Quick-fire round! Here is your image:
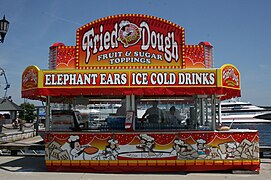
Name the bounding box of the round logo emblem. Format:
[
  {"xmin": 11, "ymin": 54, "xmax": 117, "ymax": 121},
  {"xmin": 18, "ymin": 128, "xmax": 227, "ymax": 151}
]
[{"xmin": 118, "ymin": 20, "xmax": 141, "ymax": 47}]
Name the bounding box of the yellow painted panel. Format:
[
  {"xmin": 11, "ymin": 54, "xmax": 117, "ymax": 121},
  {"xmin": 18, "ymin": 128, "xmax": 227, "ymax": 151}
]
[
  {"xmin": 61, "ymin": 160, "xmax": 71, "ymax": 166},
  {"xmin": 166, "ymin": 160, "xmax": 176, "ymax": 166}
]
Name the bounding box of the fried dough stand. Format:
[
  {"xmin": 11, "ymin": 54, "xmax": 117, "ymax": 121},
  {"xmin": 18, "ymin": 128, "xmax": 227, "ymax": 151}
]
[{"xmin": 22, "ymin": 14, "xmax": 259, "ymax": 173}]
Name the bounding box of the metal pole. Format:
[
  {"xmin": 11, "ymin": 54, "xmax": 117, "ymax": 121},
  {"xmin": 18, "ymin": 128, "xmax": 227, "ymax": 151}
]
[
  {"xmin": 200, "ymin": 98, "xmax": 204, "ymax": 126},
  {"xmin": 205, "ymin": 98, "xmax": 209, "ymax": 125},
  {"xmin": 126, "ymin": 95, "xmax": 131, "ymax": 111},
  {"xmin": 45, "ymin": 96, "xmax": 50, "ymax": 131},
  {"xmin": 194, "ymin": 98, "xmax": 198, "ymax": 129},
  {"xmin": 131, "ymin": 94, "xmax": 136, "ymax": 130},
  {"xmin": 218, "ymin": 100, "xmax": 221, "ymax": 125},
  {"xmin": 211, "ymin": 95, "xmax": 216, "ymax": 130},
  {"xmin": 35, "ymin": 107, "xmax": 40, "ymax": 135},
  {"xmin": 131, "ymin": 94, "xmax": 135, "ymax": 111}
]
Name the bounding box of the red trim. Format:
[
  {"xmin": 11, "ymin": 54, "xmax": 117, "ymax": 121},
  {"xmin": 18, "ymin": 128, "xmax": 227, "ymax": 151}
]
[
  {"xmin": 22, "ymin": 87, "xmax": 240, "ymax": 100},
  {"xmin": 46, "ymin": 164, "xmax": 259, "ymax": 173}
]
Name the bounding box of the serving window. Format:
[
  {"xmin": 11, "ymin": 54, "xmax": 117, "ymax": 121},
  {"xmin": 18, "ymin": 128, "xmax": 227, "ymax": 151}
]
[{"xmin": 47, "ymin": 95, "xmax": 218, "ymax": 132}]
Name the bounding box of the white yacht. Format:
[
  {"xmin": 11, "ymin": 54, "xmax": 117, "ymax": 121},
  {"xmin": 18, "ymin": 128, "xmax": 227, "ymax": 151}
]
[{"xmin": 219, "ymin": 100, "xmax": 271, "ymax": 123}]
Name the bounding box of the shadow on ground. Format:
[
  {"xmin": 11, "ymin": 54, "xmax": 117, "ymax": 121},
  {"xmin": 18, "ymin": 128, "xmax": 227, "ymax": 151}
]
[{"xmin": 0, "ymin": 156, "xmax": 46, "ymax": 172}]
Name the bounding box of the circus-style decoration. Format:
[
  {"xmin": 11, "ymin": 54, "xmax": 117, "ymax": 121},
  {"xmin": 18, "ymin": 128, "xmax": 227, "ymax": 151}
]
[{"xmin": 22, "ymin": 14, "xmax": 258, "ymax": 173}]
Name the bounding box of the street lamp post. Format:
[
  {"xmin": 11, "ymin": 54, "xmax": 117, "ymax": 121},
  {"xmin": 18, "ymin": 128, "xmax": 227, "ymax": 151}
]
[
  {"xmin": 0, "ymin": 15, "xmax": 10, "ymax": 43},
  {"xmin": 0, "ymin": 15, "xmax": 10, "ymax": 99}
]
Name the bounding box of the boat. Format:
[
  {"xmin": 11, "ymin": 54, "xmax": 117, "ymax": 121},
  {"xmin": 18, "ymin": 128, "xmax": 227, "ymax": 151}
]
[{"xmin": 219, "ymin": 100, "xmax": 271, "ymax": 123}]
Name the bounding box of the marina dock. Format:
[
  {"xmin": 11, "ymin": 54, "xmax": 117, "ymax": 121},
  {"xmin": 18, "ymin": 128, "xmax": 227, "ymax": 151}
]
[{"xmin": 0, "ymin": 123, "xmax": 44, "ymax": 155}]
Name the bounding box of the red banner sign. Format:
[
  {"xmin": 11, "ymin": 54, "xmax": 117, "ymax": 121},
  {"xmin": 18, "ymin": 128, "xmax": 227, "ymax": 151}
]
[
  {"xmin": 43, "ymin": 69, "xmax": 216, "ymax": 88},
  {"xmin": 76, "ymin": 14, "xmax": 185, "ymax": 69}
]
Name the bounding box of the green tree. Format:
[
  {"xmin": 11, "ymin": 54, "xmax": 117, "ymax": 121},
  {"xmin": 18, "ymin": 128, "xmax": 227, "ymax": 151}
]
[{"xmin": 19, "ymin": 102, "xmax": 36, "ymax": 123}]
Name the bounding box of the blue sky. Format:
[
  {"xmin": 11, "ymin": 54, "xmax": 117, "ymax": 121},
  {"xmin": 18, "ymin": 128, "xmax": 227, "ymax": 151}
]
[{"xmin": 0, "ymin": 0, "xmax": 271, "ymax": 106}]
